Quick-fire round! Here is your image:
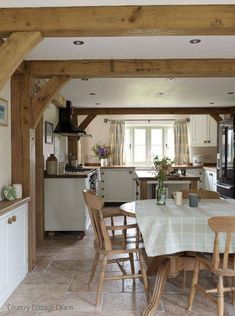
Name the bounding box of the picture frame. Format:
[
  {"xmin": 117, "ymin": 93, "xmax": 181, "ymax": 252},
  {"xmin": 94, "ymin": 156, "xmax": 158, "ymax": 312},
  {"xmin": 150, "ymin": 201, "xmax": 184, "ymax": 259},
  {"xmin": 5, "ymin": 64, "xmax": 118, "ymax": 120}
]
[
  {"xmin": 45, "ymin": 121, "xmax": 54, "ymax": 144},
  {"xmin": 0, "ymin": 98, "xmax": 8, "ymax": 126}
]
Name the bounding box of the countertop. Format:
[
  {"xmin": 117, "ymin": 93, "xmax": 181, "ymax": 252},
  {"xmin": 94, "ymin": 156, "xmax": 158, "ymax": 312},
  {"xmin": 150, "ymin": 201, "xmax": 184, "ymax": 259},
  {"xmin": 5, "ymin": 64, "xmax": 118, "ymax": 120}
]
[
  {"xmin": 44, "ymin": 168, "xmax": 98, "ymax": 178},
  {"xmin": 135, "ymin": 171, "xmax": 200, "ymax": 181},
  {"xmin": 0, "ymin": 197, "xmax": 30, "ymax": 217}
]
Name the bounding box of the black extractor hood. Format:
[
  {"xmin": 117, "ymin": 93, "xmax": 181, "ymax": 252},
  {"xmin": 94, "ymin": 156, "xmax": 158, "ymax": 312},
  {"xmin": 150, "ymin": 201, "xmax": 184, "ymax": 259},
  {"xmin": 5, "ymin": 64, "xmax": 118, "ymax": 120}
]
[{"xmin": 54, "ymin": 100, "xmax": 90, "ymax": 137}]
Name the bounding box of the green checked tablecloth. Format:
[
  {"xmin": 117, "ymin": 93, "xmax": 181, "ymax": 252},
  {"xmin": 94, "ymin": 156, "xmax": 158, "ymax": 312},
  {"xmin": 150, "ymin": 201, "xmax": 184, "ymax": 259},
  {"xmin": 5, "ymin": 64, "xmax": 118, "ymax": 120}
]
[{"xmin": 120, "ymin": 199, "xmax": 235, "ymax": 257}]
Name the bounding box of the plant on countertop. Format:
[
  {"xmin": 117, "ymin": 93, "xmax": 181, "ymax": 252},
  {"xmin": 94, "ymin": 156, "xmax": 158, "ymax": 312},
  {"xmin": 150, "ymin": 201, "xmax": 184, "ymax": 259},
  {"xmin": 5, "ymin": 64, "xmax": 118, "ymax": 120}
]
[
  {"xmin": 153, "ymin": 155, "xmax": 175, "ymax": 181},
  {"xmin": 93, "ymin": 143, "xmax": 111, "ymax": 160}
]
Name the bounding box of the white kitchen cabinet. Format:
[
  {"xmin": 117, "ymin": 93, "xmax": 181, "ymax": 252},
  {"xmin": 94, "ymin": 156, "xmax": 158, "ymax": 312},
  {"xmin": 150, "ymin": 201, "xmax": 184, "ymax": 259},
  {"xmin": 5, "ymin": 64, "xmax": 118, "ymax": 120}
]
[
  {"xmin": 186, "ymin": 168, "xmax": 204, "ymax": 189},
  {"xmin": 98, "ymin": 168, "xmax": 136, "ymax": 202},
  {"xmin": 0, "ymin": 203, "xmax": 28, "ymax": 307},
  {"xmin": 204, "ymin": 169, "xmax": 217, "ymax": 192},
  {"xmin": 191, "ymin": 115, "xmax": 217, "ymax": 146}
]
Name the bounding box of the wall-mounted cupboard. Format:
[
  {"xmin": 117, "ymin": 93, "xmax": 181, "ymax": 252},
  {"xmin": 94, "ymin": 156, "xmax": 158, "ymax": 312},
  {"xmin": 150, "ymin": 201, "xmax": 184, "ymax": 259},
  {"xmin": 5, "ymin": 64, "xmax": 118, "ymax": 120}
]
[{"xmin": 190, "ymin": 115, "xmax": 217, "ymax": 147}]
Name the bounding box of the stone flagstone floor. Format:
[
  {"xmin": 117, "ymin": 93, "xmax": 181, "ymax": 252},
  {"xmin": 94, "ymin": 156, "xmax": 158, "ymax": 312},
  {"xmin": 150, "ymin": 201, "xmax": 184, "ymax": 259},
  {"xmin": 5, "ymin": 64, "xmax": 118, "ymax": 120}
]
[{"xmin": 0, "ymin": 216, "xmax": 235, "ymax": 316}]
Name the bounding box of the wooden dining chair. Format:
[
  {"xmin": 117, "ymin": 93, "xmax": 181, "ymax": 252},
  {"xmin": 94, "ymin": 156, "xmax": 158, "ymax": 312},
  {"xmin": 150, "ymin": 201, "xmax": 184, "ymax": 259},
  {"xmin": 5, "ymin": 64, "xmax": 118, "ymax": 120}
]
[
  {"xmin": 182, "ymin": 189, "xmax": 220, "ymax": 199},
  {"xmin": 83, "ymin": 190, "xmax": 148, "ymax": 306},
  {"xmin": 188, "ymin": 216, "xmax": 235, "ymax": 316}
]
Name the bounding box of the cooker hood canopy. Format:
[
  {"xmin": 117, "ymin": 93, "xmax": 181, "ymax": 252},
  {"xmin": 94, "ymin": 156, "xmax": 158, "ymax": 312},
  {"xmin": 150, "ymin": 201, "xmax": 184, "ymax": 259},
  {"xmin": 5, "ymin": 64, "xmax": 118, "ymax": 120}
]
[{"xmin": 54, "ymin": 100, "xmax": 90, "ymax": 137}]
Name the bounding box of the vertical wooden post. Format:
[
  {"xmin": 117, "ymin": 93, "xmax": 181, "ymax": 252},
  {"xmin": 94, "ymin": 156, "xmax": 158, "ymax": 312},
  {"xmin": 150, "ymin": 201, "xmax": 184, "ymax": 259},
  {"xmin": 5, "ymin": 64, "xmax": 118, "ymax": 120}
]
[
  {"xmin": 11, "ymin": 69, "xmax": 36, "ymax": 270},
  {"xmin": 35, "ymin": 118, "xmax": 44, "ymax": 242}
]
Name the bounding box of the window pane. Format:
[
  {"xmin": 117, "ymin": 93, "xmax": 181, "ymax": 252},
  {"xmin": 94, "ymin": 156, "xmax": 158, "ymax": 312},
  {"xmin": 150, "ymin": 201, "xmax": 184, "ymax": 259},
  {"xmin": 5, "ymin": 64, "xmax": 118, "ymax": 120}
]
[
  {"xmin": 134, "ymin": 129, "xmax": 146, "ymax": 145},
  {"xmin": 165, "ymin": 128, "xmax": 175, "ymax": 159},
  {"xmin": 151, "ymin": 129, "xmax": 163, "ymax": 145},
  {"xmin": 134, "ymin": 129, "xmax": 146, "ymax": 163},
  {"xmin": 151, "ymin": 145, "xmax": 163, "ymax": 159}
]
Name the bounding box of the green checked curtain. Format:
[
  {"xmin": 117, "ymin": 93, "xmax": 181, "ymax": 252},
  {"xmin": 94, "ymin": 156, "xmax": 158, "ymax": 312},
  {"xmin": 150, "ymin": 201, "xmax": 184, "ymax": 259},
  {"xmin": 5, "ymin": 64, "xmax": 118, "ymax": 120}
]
[
  {"xmin": 174, "ymin": 120, "xmax": 190, "ymax": 165},
  {"xmin": 109, "ymin": 120, "xmax": 125, "ymax": 165}
]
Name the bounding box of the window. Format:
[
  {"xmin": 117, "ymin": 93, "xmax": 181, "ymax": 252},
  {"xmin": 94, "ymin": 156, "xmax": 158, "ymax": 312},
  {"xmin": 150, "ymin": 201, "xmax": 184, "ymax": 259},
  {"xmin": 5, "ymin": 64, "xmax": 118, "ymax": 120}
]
[{"xmin": 124, "ymin": 124, "xmax": 174, "ymax": 165}]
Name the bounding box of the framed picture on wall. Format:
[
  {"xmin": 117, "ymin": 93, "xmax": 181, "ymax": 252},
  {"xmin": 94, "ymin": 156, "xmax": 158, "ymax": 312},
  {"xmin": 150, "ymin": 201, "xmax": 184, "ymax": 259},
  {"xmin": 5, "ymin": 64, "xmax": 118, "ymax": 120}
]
[
  {"xmin": 45, "ymin": 121, "xmax": 54, "ymax": 144},
  {"xmin": 0, "ymin": 98, "xmax": 8, "ymax": 126}
]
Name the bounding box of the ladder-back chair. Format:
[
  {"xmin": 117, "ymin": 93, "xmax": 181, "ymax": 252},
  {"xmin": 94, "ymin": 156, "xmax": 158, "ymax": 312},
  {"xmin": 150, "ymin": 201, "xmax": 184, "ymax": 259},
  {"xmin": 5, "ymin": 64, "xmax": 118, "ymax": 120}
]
[
  {"xmin": 182, "ymin": 189, "xmax": 220, "ymax": 199},
  {"xmin": 188, "ymin": 216, "xmax": 235, "ymax": 316},
  {"xmin": 83, "ymin": 190, "xmax": 148, "ymax": 306}
]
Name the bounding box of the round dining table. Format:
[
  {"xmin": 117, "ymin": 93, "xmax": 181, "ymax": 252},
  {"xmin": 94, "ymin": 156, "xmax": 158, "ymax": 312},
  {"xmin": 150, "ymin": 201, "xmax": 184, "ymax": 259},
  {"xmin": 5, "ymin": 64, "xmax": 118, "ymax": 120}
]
[{"xmin": 120, "ymin": 199, "xmax": 235, "ymax": 316}]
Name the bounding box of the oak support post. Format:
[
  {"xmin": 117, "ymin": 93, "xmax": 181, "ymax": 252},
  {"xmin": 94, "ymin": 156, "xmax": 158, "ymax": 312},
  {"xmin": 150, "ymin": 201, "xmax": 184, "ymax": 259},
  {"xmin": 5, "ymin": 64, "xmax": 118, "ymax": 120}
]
[
  {"xmin": 11, "ymin": 70, "xmax": 36, "ymax": 271},
  {"xmin": 35, "ymin": 118, "xmax": 44, "ymax": 242},
  {"xmin": 68, "ymin": 115, "xmax": 79, "ymax": 159}
]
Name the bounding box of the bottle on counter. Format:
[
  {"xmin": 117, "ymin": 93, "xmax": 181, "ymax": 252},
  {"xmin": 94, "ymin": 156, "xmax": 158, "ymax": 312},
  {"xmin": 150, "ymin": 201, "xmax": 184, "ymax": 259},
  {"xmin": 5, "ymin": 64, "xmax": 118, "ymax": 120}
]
[{"xmin": 46, "ymin": 154, "xmax": 58, "ymax": 175}]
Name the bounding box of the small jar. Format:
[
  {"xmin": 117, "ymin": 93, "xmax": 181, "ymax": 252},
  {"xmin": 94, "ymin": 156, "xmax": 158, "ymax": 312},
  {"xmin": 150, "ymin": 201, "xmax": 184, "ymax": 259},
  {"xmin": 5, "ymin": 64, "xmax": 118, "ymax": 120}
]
[{"xmin": 46, "ymin": 154, "xmax": 58, "ymax": 175}]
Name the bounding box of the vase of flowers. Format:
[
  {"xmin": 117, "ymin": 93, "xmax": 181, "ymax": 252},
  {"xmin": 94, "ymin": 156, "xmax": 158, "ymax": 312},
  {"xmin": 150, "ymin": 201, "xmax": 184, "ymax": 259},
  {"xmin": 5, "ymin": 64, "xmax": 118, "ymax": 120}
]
[
  {"xmin": 153, "ymin": 155, "xmax": 174, "ymax": 205},
  {"xmin": 93, "ymin": 144, "xmax": 111, "ymax": 167}
]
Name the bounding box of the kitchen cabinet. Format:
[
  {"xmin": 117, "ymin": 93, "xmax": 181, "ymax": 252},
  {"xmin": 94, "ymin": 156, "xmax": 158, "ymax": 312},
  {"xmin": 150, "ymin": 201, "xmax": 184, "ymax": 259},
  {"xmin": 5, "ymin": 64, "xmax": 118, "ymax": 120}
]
[
  {"xmin": 98, "ymin": 167, "xmax": 136, "ymax": 202},
  {"xmin": 191, "ymin": 115, "xmax": 217, "ymax": 146},
  {"xmin": 186, "ymin": 168, "xmax": 204, "ymax": 189},
  {"xmin": 204, "ymin": 169, "xmax": 217, "ymax": 192},
  {"xmin": 0, "ymin": 203, "xmax": 28, "ymax": 307}
]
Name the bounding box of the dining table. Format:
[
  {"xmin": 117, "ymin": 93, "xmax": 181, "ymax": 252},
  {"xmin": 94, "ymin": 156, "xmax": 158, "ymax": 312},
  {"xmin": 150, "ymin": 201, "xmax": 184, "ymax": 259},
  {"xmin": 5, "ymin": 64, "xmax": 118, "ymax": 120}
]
[{"xmin": 120, "ymin": 198, "xmax": 235, "ymax": 316}]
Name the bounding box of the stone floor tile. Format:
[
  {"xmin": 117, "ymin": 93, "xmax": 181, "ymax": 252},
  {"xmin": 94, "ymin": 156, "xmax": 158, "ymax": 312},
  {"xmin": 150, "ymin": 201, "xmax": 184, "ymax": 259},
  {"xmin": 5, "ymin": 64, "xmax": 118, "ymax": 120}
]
[
  {"xmin": 63, "ymin": 292, "xmax": 102, "ymax": 312},
  {"xmin": 23, "ymin": 270, "xmax": 76, "ymax": 285},
  {"xmin": 47, "ymin": 260, "xmax": 92, "ymax": 273},
  {"xmin": 55, "ymin": 247, "xmax": 95, "ymax": 260},
  {"xmin": 32, "ymin": 256, "xmax": 53, "ymax": 272}
]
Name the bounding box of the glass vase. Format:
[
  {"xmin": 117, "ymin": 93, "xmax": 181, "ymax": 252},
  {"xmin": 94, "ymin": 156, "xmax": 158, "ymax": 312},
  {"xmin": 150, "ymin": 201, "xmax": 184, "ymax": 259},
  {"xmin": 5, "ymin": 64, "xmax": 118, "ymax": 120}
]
[{"xmin": 156, "ymin": 179, "xmax": 166, "ymax": 205}]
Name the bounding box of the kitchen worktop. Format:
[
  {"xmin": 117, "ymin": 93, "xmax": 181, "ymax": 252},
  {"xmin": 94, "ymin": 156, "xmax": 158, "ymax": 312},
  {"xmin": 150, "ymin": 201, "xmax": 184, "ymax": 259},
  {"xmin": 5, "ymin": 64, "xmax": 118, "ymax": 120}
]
[
  {"xmin": 44, "ymin": 168, "xmax": 98, "ymax": 178},
  {"xmin": 135, "ymin": 170, "xmax": 200, "ymax": 181},
  {"xmin": 0, "ymin": 197, "xmax": 30, "ymax": 217}
]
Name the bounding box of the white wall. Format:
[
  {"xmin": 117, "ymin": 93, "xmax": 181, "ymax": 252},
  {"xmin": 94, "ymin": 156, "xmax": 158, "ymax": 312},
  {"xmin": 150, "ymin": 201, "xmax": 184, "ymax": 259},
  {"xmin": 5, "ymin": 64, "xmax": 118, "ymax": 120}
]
[{"xmin": 0, "ymin": 81, "xmax": 11, "ymax": 200}]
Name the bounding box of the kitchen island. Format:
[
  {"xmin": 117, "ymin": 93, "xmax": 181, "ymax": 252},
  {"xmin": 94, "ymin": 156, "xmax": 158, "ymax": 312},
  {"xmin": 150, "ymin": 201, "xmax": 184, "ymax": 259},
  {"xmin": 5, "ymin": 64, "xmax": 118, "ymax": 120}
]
[{"xmin": 136, "ymin": 171, "xmax": 200, "ymax": 200}]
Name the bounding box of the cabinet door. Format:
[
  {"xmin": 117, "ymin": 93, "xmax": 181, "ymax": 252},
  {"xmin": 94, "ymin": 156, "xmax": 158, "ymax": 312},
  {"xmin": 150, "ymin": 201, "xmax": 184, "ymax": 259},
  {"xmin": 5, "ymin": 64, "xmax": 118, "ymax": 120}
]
[
  {"xmin": 208, "ymin": 116, "xmax": 217, "ymax": 146},
  {"xmin": 8, "ymin": 206, "xmax": 28, "ymax": 286},
  {"xmin": 0, "ymin": 216, "xmax": 9, "ymax": 306},
  {"xmin": 191, "ymin": 115, "xmax": 208, "ymax": 146},
  {"xmin": 100, "ymin": 169, "xmax": 135, "ymax": 202}
]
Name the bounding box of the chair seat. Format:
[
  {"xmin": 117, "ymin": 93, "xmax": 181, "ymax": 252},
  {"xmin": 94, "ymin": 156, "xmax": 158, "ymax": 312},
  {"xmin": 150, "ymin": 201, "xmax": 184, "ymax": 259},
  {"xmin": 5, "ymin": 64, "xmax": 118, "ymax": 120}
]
[{"xmin": 102, "ymin": 207, "xmax": 124, "ymax": 218}]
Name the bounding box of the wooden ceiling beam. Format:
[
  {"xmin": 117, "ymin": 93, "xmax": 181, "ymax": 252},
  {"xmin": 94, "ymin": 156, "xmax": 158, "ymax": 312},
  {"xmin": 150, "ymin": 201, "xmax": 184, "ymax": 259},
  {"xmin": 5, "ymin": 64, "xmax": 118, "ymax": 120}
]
[
  {"xmin": 1, "ymin": 5, "xmax": 235, "ymax": 37},
  {"xmin": 78, "ymin": 115, "xmax": 97, "ymax": 130},
  {"xmin": 32, "ymin": 75, "xmax": 71, "ymax": 128},
  {"xmin": 73, "ymin": 107, "xmax": 235, "ymax": 116},
  {"xmin": 29, "ymin": 59, "xmax": 235, "ymax": 78},
  {"xmin": 0, "ymin": 31, "xmax": 42, "ymax": 91},
  {"xmin": 210, "ymin": 113, "xmax": 224, "ymax": 122},
  {"xmin": 34, "ymin": 79, "xmax": 66, "ymax": 108}
]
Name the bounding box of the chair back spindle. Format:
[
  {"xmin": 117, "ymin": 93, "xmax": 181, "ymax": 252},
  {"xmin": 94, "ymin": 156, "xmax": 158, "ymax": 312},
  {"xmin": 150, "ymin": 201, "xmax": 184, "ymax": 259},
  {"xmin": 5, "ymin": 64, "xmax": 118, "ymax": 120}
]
[
  {"xmin": 208, "ymin": 216, "xmax": 235, "ymax": 271},
  {"xmin": 83, "ymin": 190, "xmax": 112, "ymax": 251}
]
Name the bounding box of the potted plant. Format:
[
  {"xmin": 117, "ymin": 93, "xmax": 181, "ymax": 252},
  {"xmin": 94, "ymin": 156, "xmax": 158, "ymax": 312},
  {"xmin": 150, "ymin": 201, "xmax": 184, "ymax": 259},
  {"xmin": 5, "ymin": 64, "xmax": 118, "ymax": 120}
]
[
  {"xmin": 93, "ymin": 144, "xmax": 111, "ymax": 167},
  {"xmin": 153, "ymin": 155, "xmax": 174, "ymax": 205}
]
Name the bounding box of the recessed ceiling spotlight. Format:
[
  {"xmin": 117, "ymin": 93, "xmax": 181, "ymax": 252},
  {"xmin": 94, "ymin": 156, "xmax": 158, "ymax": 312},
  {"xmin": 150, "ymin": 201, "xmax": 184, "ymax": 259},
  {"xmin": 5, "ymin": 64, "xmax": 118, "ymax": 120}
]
[
  {"xmin": 90, "ymin": 93, "xmax": 96, "ymax": 96},
  {"xmin": 95, "ymin": 102, "xmax": 100, "ymax": 105},
  {"xmin": 209, "ymin": 102, "xmax": 215, "ymax": 105},
  {"xmin": 158, "ymin": 92, "xmax": 164, "ymax": 95},
  {"xmin": 228, "ymin": 91, "xmax": 234, "ymax": 95},
  {"xmin": 73, "ymin": 40, "xmax": 84, "ymax": 45},
  {"xmin": 81, "ymin": 78, "xmax": 88, "ymax": 81},
  {"xmin": 167, "ymin": 78, "xmax": 175, "ymax": 81},
  {"xmin": 189, "ymin": 39, "xmax": 201, "ymax": 44}
]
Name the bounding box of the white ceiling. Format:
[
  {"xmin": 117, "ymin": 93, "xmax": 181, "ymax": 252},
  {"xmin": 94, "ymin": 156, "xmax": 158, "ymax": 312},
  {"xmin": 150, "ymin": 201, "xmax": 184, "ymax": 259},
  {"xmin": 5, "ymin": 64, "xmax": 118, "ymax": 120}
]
[{"xmin": 3, "ymin": 0, "xmax": 235, "ymax": 108}]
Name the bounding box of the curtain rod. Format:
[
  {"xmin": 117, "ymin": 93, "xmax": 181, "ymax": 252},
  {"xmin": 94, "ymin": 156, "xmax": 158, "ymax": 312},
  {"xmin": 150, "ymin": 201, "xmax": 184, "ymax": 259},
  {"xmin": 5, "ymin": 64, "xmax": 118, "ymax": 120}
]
[{"xmin": 104, "ymin": 118, "xmax": 190, "ymax": 123}]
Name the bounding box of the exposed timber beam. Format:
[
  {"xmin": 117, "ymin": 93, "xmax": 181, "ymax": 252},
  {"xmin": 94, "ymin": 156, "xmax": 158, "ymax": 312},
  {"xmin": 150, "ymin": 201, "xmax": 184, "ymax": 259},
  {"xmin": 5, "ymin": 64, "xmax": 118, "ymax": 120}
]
[
  {"xmin": 0, "ymin": 32, "xmax": 42, "ymax": 91},
  {"xmin": 73, "ymin": 107, "xmax": 235, "ymax": 116},
  {"xmin": 34, "ymin": 79, "xmax": 67, "ymax": 108},
  {"xmin": 78, "ymin": 115, "xmax": 97, "ymax": 130},
  {"xmin": 210, "ymin": 113, "xmax": 223, "ymax": 122},
  {"xmin": 1, "ymin": 5, "xmax": 235, "ymax": 37},
  {"xmin": 32, "ymin": 76, "xmax": 71, "ymax": 128},
  {"xmin": 29, "ymin": 59, "xmax": 235, "ymax": 78}
]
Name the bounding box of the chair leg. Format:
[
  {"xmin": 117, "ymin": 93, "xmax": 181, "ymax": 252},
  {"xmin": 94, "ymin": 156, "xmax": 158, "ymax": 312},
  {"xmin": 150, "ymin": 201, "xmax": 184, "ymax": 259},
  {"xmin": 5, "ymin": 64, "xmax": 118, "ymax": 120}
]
[
  {"xmin": 182, "ymin": 270, "xmax": 186, "ymax": 290},
  {"xmin": 139, "ymin": 253, "xmax": 149, "ymax": 301},
  {"xmin": 188, "ymin": 260, "xmax": 200, "ymax": 311},
  {"xmin": 217, "ymin": 276, "xmax": 224, "ymax": 316},
  {"xmin": 129, "ymin": 252, "xmax": 135, "ymax": 275},
  {"xmin": 96, "ymin": 255, "xmax": 107, "ymax": 306},
  {"xmin": 232, "ymin": 277, "xmax": 235, "ymax": 305},
  {"xmin": 111, "ymin": 217, "xmax": 115, "ymax": 238},
  {"xmin": 88, "ymin": 251, "xmax": 99, "ymax": 287}
]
